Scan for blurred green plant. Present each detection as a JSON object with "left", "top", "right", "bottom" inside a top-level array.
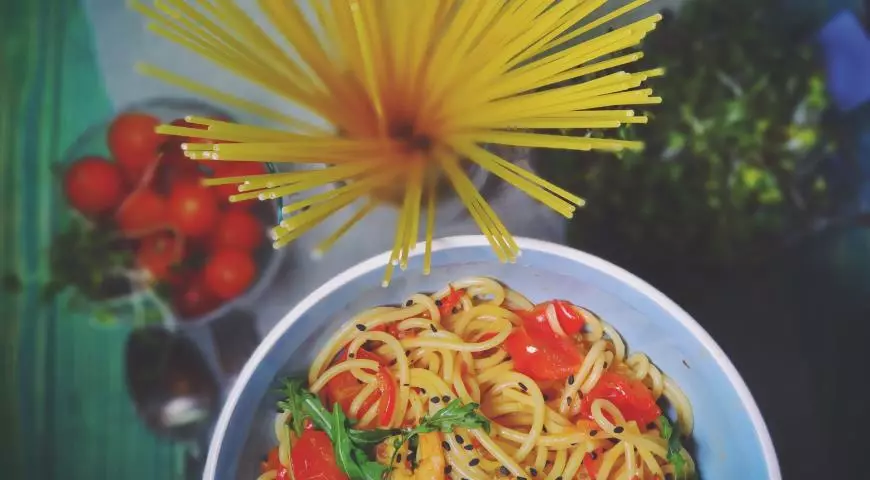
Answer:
[{"left": 538, "top": 0, "right": 832, "bottom": 271}]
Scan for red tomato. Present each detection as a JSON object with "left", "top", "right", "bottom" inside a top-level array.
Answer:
[
  {"left": 503, "top": 326, "right": 583, "bottom": 381},
  {"left": 580, "top": 372, "right": 662, "bottom": 427},
  {"left": 290, "top": 429, "right": 348, "bottom": 480},
  {"left": 116, "top": 189, "right": 167, "bottom": 234},
  {"left": 172, "top": 274, "right": 220, "bottom": 319},
  {"left": 203, "top": 248, "right": 256, "bottom": 300},
  {"left": 260, "top": 446, "right": 281, "bottom": 474},
  {"left": 136, "top": 232, "right": 182, "bottom": 280},
  {"left": 437, "top": 286, "right": 464, "bottom": 317},
  {"left": 375, "top": 367, "right": 397, "bottom": 426},
  {"left": 212, "top": 209, "right": 264, "bottom": 250},
  {"left": 63, "top": 156, "right": 126, "bottom": 216},
  {"left": 521, "top": 300, "right": 586, "bottom": 338},
  {"left": 108, "top": 112, "right": 162, "bottom": 182},
  {"left": 325, "top": 348, "right": 397, "bottom": 427},
  {"left": 167, "top": 183, "right": 220, "bottom": 237},
  {"left": 582, "top": 447, "right": 606, "bottom": 478}
]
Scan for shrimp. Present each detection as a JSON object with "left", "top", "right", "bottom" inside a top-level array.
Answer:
[{"left": 376, "top": 432, "right": 446, "bottom": 480}]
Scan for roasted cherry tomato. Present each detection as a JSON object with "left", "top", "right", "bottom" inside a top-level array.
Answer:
[
  {"left": 290, "top": 429, "right": 348, "bottom": 480},
  {"left": 503, "top": 326, "right": 583, "bottom": 381},
  {"left": 116, "top": 189, "right": 167, "bottom": 235},
  {"left": 325, "top": 348, "right": 396, "bottom": 427},
  {"left": 203, "top": 248, "right": 256, "bottom": 300},
  {"left": 580, "top": 372, "right": 662, "bottom": 427},
  {"left": 108, "top": 112, "right": 162, "bottom": 182},
  {"left": 259, "top": 446, "right": 281, "bottom": 474},
  {"left": 582, "top": 447, "right": 606, "bottom": 479},
  {"left": 521, "top": 300, "right": 586, "bottom": 338},
  {"left": 437, "top": 286, "right": 464, "bottom": 317},
  {"left": 63, "top": 156, "right": 127, "bottom": 217}
]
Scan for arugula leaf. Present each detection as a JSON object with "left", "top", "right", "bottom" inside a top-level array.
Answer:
[
  {"left": 276, "top": 378, "right": 386, "bottom": 480},
  {"left": 277, "top": 378, "right": 308, "bottom": 437},
  {"left": 330, "top": 405, "right": 389, "bottom": 480},
  {"left": 416, "top": 399, "right": 491, "bottom": 434},
  {"left": 658, "top": 415, "right": 690, "bottom": 479},
  {"left": 276, "top": 379, "right": 491, "bottom": 480},
  {"left": 388, "top": 398, "right": 491, "bottom": 472}
]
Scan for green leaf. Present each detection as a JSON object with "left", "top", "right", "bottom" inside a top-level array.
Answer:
[
  {"left": 416, "top": 399, "right": 491, "bottom": 434},
  {"left": 658, "top": 414, "right": 691, "bottom": 479},
  {"left": 276, "top": 378, "right": 308, "bottom": 437}
]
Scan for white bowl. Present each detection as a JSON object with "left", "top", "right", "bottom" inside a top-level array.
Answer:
[{"left": 205, "top": 235, "right": 780, "bottom": 480}]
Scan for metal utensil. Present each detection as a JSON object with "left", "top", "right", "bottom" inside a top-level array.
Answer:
[{"left": 124, "top": 326, "right": 220, "bottom": 443}]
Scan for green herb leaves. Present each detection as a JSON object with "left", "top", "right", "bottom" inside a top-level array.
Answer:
[
  {"left": 276, "top": 378, "right": 490, "bottom": 480},
  {"left": 658, "top": 414, "right": 694, "bottom": 480},
  {"left": 415, "top": 398, "right": 491, "bottom": 435},
  {"left": 277, "top": 378, "right": 389, "bottom": 480}
]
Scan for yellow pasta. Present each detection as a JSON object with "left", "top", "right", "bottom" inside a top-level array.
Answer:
[
  {"left": 263, "top": 277, "right": 696, "bottom": 479},
  {"left": 133, "top": 0, "right": 663, "bottom": 284}
]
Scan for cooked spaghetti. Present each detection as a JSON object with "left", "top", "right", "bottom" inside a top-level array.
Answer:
[
  {"left": 261, "top": 277, "right": 696, "bottom": 480},
  {"left": 132, "top": 0, "right": 664, "bottom": 285}
]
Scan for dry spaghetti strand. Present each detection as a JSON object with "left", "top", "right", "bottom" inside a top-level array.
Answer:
[{"left": 136, "top": 0, "right": 662, "bottom": 284}]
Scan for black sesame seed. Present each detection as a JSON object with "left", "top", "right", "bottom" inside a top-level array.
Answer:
[
  {"left": 609, "top": 438, "right": 619, "bottom": 445},
  {"left": 603, "top": 362, "right": 609, "bottom": 368},
  {"left": 647, "top": 422, "right": 657, "bottom": 430},
  {"left": 589, "top": 429, "right": 598, "bottom": 436},
  {"left": 396, "top": 453, "right": 402, "bottom": 463},
  {"left": 348, "top": 353, "right": 355, "bottom": 358},
  {"left": 420, "top": 388, "right": 427, "bottom": 394},
  {"left": 545, "top": 460, "right": 553, "bottom": 466},
  {"left": 405, "top": 300, "right": 413, "bottom": 306},
  {"left": 452, "top": 306, "right": 460, "bottom": 313},
  {"left": 469, "top": 458, "right": 480, "bottom": 467},
  {"left": 355, "top": 324, "right": 366, "bottom": 331},
  {"left": 442, "top": 440, "right": 451, "bottom": 451},
  {"left": 455, "top": 434, "right": 464, "bottom": 444},
  {"left": 556, "top": 477, "right": 563, "bottom": 480},
  {"left": 499, "top": 466, "right": 510, "bottom": 475},
  {"left": 590, "top": 452, "right": 598, "bottom": 460},
  {"left": 444, "top": 465, "right": 452, "bottom": 475},
  {"left": 565, "top": 396, "right": 572, "bottom": 405},
  {"left": 614, "top": 426, "right": 624, "bottom": 434},
  {"left": 542, "top": 426, "right": 548, "bottom": 433},
  {"left": 568, "top": 375, "right": 575, "bottom": 385},
  {"left": 431, "top": 396, "right": 441, "bottom": 404},
  {"left": 442, "top": 395, "right": 451, "bottom": 403},
  {"left": 430, "top": 324, "right": 438, "bottom": 333},
  {"left": 389, "top": 358, "right": 397, "bottom": 366},
  {"left": 517, "top": 477, "right": 527, "bottom": 480},
  {"left": 435, "top": 299, "right": 442, "bottom": 306},
  {"left": 529, "top": 467, "right": 538, "bottom": 476},
  {"left": 518, "top": 382, "right": 528, "bottom": 392},
  {"left": 403, "top": 383, "right": 410, "bottom": 387},
  {"left": 464, "top": 444, "right": 474, "bottom": 451}
]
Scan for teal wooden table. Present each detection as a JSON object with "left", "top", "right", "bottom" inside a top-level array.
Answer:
[{"left": 1, "top": 0, "right": 186, "bottom": 478}]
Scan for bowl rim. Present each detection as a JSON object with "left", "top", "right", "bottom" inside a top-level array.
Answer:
[{"left": 204, "top": 235, "right": 781, "bottom": 480}]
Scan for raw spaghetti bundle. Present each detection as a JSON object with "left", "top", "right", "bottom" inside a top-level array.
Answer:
[{"left": 132, "top": 0, "right": 663, "bottom": 285}]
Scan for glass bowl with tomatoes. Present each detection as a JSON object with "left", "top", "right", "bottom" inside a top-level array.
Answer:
[{"left": 57, "top": 98, "right": 286, "bottom": 327}]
